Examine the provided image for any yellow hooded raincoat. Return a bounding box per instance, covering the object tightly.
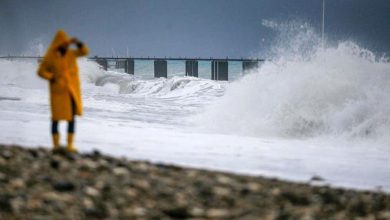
[37,30,89,121]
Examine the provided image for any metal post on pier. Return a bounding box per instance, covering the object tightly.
[211,60,228,81]
[96,59,108,70]
[185,60,198,77]
[125,59,134,75]
[242,61,259,73]
[154,60,167,78]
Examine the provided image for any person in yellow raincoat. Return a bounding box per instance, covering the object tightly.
[37,30,88,153]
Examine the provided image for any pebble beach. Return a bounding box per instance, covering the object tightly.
[0,145,389,220]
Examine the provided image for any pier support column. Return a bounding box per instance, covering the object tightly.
[154,60,167,78]
[115,61,125,69]
[211,61,228,81]
[185,60,198,77]
[125,59,135,75]
[96,59,108,71]
[242,61,258,73]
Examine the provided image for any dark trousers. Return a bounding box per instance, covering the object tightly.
[51,97,76,134]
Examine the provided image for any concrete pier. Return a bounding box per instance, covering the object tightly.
[185,60,198,77]
[0,56,265,81]
[154,60,167,78]
[242,61,259,73]
[211,61,228,81]
[124,59,135,75]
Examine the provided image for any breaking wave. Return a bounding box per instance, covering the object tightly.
[93,73,225,98]
[196,21,390,143]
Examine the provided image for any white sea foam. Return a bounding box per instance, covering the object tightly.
[196,22,390,144]
[93,72,225,98]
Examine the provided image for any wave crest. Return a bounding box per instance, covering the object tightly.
[197,25,390,142]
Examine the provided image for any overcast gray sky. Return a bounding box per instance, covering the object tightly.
[1,0,389,57]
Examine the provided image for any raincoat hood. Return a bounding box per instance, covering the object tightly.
[47,30,71,54]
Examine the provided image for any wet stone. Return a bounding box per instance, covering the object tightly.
[0,157,6,165]
[91,149,101,157]
[28,149,39,158]
[123,206,147,217]
[213,186,231,197]
[206,208,230,218]
[113,167,129,176]
[42,192,73,204]
[37,175,52,183]
[26,198,43,210]
[84,186,100,197]
[246,182,262,192]
[10,178,25,189]
[0,195,13,212]
[189,207,205,217]
[84,207,107,219]
[29,215,52,220]
[78,159,98,170]
[132,179,150,190]
[125,188,138,198]
[10,197,24,214]
[53,181,75,192]
[279,191,311,206]
[162,207,191,218]
[2,150,13,159]
[0,172,7,182]
[50,159,60,169]
[216,175,233,185]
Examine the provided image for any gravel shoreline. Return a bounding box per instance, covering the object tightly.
[0,145,389,219]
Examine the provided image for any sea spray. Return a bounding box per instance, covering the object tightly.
[196,21,390,143]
